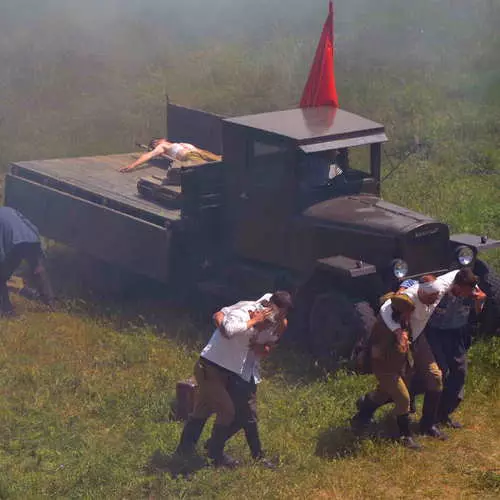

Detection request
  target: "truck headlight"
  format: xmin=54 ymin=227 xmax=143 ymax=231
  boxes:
xmin=392 ymin=259 xmax=409 ymax=279
xmin=456 ymin=246 xmax=474 ymax=266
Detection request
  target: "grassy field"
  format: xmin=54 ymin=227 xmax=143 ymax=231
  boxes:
xmin=0 ymin=288 xmax=499 ymax=499
xmin=0 ymin=2 xmax=499 ymax=498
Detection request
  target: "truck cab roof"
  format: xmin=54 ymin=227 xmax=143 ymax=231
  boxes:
xmin=225 ymin=106 xmax=387 ymax=152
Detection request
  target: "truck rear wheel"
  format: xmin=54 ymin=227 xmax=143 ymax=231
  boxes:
xmin=308 ymin=291 xmax=376 ymax=368
xmin=474 ymin=259 xmax=500 ymax=335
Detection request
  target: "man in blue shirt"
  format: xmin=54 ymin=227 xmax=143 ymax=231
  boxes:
xmin=0 ymin=207 xmax=54 ymax=315
xmin=425 ymin=268 xmax=486 ymax=428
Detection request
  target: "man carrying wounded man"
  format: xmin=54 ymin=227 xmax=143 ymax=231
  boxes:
xmin=174 ymin=291 xmax=292 ymax=468
xmin=351 ymin=268 xmax=486 ymax=449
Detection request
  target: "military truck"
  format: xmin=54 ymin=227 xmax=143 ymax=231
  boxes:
xmin=4 ymin=103 xmax=500 ymax=361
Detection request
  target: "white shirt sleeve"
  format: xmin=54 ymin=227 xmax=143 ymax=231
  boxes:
xmin=435 ymin=270 xmax=459 ymax=295
xmin=221 ymin=301 xmax=249 ymax=315
xmin=221 ymin=309 xmax=254 ymax=338
xmin=256 ymin=293 xmax=273 ymax=303
xmin=379 ymin=299 xmax=402 ymax=332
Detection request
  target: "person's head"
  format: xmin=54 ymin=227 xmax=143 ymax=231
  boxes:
xmin=417 ymin=278 xmax=440 ymax=305
xmin=451 ymin=268 xmax=479 ymax=298
xmin=390 ymin=294 xmax=415 ymax=324
xmin=148 ymin=138 xmax=169 ymax=150
xmin=269 ymin=290 xmax=293 ymax=319
xmin=420 ymin=274 xmax=437 ymax=283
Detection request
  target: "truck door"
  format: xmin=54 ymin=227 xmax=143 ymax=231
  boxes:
xmin=233 ymin=138 xmax=295 ymax=265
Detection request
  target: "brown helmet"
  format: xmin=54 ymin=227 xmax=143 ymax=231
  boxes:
xmin=390 ymin=294 xmax=416 ymax=314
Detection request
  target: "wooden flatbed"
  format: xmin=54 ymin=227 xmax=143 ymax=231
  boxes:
xmin=4 ymin=153 xmax=181 ymax=282
xmin=9 ymin=153 xmax=181 ymax=225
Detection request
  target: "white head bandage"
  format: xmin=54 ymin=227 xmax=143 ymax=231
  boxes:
xmin=419 ymin=281 xmax=440 ymax=295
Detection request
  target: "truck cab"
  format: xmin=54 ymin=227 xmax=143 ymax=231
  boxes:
xmin=223 ymin=106 xmax=384 ymax=271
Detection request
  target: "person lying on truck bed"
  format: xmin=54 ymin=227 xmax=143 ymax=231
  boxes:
xmin=120 ymin=138 xmax=221 ymax=172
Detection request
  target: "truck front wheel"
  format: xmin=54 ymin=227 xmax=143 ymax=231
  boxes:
xmin=308 ymin=291 xmax=376 ymax=369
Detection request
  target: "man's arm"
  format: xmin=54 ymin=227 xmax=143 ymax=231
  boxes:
xmin=120 ymin=144 xmax=167 ymax=173
xmin=435 ymin=270 xmax=460 ymax=294
xmin=221 ymin=308 xmax=273 ymax=338
xmin=379 ymin=300 xmax=402 ymax=332
xmin=379 ymin=300 xmax=411 ymax=351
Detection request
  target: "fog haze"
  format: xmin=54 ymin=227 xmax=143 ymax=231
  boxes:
xmin=0 ymin=1 xmax=498 ymax=165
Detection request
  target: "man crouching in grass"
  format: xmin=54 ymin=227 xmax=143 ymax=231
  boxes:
xmin=175 ymin=291 xmax=292 ymax=468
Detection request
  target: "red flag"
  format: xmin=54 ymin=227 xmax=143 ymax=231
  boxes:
xmin=300 ymin=1 xmax=338 ymax=108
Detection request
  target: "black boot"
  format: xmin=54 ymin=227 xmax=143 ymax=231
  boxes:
xmin=396 ymin=413 xmax=422 ymax=450
xmin=244 ymin=422 xmax=277 ymax=469
xmin=351 ymin=394 xmax=379 ymax=432
xmin=437 ymin=392 xmax=463 ymax=429
xmin=207 ymin=424 xmax=240 ymax=468
xmin=419 ymin=391 xmax=448 ymax=440
xmin=175 ymin=417 xmax=207 ymax=455
xmin=204 ymin=419 xmax=241 ymax=452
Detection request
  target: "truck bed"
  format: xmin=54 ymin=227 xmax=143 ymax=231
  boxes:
xmin=9 ymin=153 xmax=181 ymax=224
xmin=5 ymin=153 xmax=181 ymax=282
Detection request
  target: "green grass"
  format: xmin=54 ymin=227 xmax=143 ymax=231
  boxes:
xmin=0 ymin=295 xmax=499 ymax=499
xmin=0 ymin=3 xmax=499 ymax=497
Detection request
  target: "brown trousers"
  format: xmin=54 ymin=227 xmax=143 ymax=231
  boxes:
xmin=412 ymin=334 xmax=443 ymax=393
xmin=370 ymin=370 xmax=412 ymax=416
xmin=185 ymin=150 xmax=221 ymax=163
xmin=369 ymin=334 xmax=443 ymax=415
xmin=191 ymin=358 xmax=235 ymax=426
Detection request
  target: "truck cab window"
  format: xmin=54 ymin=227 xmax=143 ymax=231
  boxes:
xmin=298 ymin=150 xmax=344 ymax=189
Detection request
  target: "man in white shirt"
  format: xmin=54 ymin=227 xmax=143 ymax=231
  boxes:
xmin=175 ymin=291 xmax=292 ymax=467
xmin=379 ymin=270 xmax=460 ymax=439
xmin=211 ymin=294 xmax=289 ymax=468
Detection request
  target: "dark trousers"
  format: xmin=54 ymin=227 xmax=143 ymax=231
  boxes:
xmin=228 ymin=374 xmax=258 ymax=425
xmin=0 ymin=243 xmax=53 ymax=312
xmin=425 ymin=325 xmax=469 ymax=419
xmin=225 ymin=374 xmax=262 ymax=458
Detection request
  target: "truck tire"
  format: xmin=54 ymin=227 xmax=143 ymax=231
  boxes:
xmin=474 ymin=259 xmax=500 ymax=335
xmin=308 ymin=291 xmax=376 ymax=368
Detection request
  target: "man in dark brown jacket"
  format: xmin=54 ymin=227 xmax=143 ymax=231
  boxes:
xmin=352 ymin=294 xmax=422 ymax=449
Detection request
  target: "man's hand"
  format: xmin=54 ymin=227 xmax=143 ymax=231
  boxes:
xmin=247 ymin=307 xmax=274 ymax=329
xmin=472 ymin=286 xmax=487 ymax=313
xmin=396 ymin=329 xmax=410 ymax=354
xmin=472 ymin=287 xmax=487 ymax=302
xmin=119 ymin=165 xmax=134 ymax=173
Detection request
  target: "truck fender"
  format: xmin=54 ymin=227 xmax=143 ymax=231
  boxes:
xmin=450 ymin=233 xmax=500 ymax=254
xmin=315 ymin=255 xmax=377 ymax=280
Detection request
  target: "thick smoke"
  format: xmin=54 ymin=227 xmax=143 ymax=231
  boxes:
xmin=0 ymin=0 xmax=498 ymax=167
